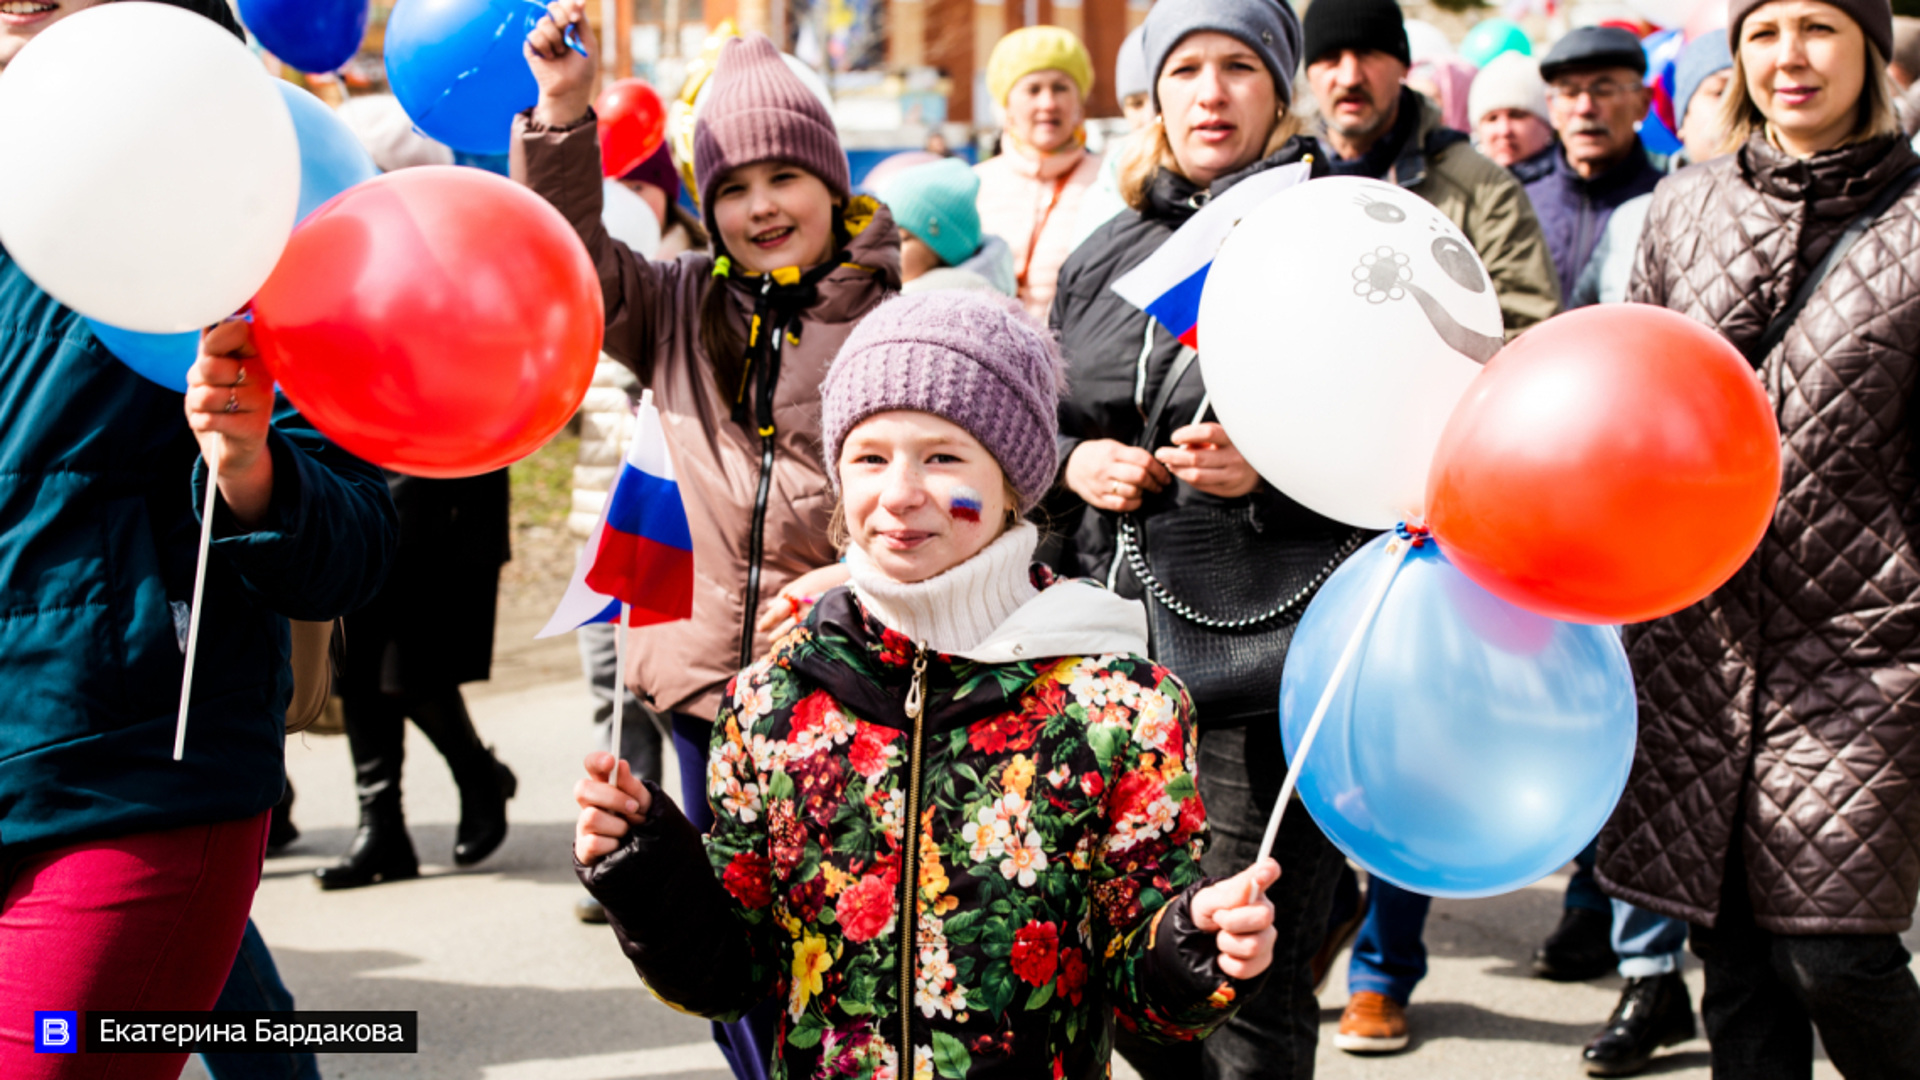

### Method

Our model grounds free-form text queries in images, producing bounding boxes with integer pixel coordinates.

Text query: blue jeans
[673,713,780,1080]
[1567,841,1610,914]
[1614,898,1689,977]
[1580,840,1689,977]
[1346,879,1430,1005]
[200,920,321,1080]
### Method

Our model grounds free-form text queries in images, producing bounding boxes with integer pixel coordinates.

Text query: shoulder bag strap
[1745,162,1920,366]
[1118,340,1366,629]
[1134,344,1199,451]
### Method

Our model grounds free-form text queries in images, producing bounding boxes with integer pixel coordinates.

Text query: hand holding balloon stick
[173,321,278,760]
[525,0,599,128]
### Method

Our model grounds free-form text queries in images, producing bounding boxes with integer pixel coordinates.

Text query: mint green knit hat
[873,158,982,270]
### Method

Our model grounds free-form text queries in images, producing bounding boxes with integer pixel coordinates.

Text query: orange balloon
[1425,304,1780,624]
[596,79,667,179]
[253,167,602,478]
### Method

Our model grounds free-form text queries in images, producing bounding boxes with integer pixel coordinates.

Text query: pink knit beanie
[693,34,849,217]
[822,293,1063,512]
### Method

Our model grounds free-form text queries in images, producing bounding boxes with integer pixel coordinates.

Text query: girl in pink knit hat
[572,291,1281,1080]
[524,8,901,1075]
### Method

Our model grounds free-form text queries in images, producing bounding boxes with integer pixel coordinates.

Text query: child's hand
[525,0,597,128]
[574,751,651,865]
[1192,858,1281,980]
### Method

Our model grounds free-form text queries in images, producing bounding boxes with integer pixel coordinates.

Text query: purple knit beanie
[693,34,849,218]
[822,293,1063,512]
[621,142,681,207]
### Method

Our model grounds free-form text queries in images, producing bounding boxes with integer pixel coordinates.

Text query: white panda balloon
[1197,177,1504,530]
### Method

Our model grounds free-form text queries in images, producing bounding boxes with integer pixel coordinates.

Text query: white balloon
[1627,0,1697,28]
[1197,177,1503,529]
[0,3,299,333]
[1404,19,1456,65]
[602,179,664,258]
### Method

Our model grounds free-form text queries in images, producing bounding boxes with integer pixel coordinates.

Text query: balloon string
[173,467,221,762]
[1254,529,1416,866]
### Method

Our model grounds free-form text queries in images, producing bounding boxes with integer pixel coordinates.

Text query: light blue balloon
[1279,533,1637,899]
[274,82,379,222]
[86,319,197,393]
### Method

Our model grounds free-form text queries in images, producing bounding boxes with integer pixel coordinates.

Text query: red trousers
[0,812,269,1080]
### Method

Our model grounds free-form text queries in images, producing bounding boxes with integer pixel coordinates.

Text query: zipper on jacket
[896,646,929,1073]
[739,328,783,671]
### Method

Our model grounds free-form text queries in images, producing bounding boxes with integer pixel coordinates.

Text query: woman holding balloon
[0,9,397,1075]
[520,7,899,1077]
[1048,1,1359,1077]
[1602,0,1920,1073]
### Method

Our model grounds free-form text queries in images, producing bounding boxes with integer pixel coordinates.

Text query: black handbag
[1114,347,1367,716]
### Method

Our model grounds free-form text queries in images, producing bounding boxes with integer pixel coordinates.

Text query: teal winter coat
[0,246,397,855]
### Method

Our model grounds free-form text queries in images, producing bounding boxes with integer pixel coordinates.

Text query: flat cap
[1538,26,1647,82]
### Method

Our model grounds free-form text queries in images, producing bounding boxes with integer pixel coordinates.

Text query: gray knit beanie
[821,293,1062,512]
[1145,0,1303,108]
[693,33,850,219]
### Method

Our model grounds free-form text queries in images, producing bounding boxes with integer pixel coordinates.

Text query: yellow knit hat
[986,26,1095,105]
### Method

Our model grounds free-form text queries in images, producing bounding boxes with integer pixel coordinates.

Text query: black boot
[1534,907,1617,981]
[318,689,421,890]
[409,690,515,867]
[453,754,516,866]
[314,803,420,890]
[1582,973,1696,1076]
[267,781,299,853]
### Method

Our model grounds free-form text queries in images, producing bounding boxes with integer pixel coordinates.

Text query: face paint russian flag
[949,485,984,523]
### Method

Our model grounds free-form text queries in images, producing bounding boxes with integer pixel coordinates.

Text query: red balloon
[1425,304,1780,624]
[596,79,667,179]
[253,167,602,478]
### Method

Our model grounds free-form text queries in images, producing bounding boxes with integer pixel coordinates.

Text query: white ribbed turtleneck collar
[846,523,1041,656]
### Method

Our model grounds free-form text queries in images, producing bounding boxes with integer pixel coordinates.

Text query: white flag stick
[612,601,630,776]
[606,390,650,782]
[172,470,221,762]
[1255,532,1415,865]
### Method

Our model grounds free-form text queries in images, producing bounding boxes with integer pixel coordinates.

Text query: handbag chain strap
[1119,519,1367,630]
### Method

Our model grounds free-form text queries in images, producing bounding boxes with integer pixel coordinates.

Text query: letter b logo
[34,1012,78,1053]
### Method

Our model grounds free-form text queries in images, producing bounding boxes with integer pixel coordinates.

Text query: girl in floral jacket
[574,292,1279,1079]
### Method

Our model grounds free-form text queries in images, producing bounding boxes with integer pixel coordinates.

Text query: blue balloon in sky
[239,0,370,75]
[89,87,374,391]
[385,0,546,155]
[275,81,380,221]
[1279,533,1637,898]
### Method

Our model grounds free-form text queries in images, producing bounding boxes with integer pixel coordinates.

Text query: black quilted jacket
[1600,133,1920,934]
[1048,140,1360,725]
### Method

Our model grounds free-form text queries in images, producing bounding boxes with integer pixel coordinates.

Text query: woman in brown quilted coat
[1604,0,1920,1075]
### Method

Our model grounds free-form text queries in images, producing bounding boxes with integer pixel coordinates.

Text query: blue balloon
[1280,533,1637,898]
[239,0,370,75]
[274,82,380,221]
[385,0,547,155]
[86,319,197,393]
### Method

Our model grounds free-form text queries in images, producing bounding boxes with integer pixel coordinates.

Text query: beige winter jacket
[515,113,900,719]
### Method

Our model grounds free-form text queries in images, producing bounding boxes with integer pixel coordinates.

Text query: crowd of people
[3,0,1920,1078]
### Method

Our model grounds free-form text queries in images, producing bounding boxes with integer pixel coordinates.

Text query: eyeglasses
[1548,79,1637,103]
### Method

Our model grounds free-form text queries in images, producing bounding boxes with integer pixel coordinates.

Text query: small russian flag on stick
[1110,162,1311,347]
[540,389,693,763]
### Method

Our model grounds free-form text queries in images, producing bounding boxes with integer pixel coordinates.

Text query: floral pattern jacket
[580,577,1256,1079]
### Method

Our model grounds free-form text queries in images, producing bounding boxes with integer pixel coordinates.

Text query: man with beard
[1523,26,1666,305]
[1304,0,1560,338]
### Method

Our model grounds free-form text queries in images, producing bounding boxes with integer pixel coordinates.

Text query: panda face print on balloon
[1348,191,1501,363]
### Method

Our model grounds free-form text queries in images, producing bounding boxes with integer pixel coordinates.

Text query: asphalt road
[186,668,1918,1080]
